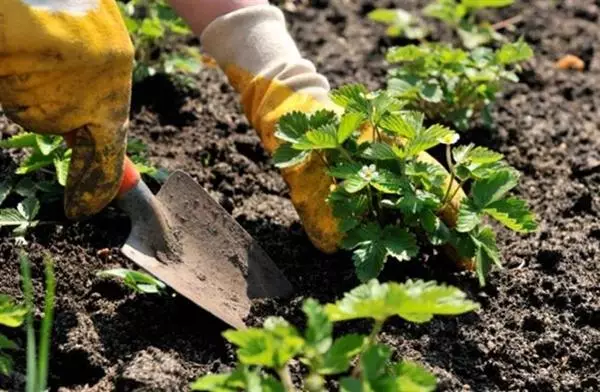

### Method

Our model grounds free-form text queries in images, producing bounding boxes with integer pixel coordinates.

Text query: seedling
[385,40,533,130]
[370,0,518,49]
[0,294,27,375]
[96,268,166,294]
[20,251,56,392]
[192,279,479,392]
[273,84,536,285]
[117,0,203,82]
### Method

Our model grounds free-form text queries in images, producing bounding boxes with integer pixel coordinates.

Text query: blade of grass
[19,251,37,392]
[38,254,55,392]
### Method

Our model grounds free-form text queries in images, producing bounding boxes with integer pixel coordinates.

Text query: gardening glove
[0,0,134,219]
[201,5,467,263]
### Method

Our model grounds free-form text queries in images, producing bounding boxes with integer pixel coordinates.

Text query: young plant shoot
[192,279,479,392]
[385,40,533,130]
[0,294,27,375]
[273,84,537,285]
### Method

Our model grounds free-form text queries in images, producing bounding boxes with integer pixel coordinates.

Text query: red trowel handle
[63,134,141,198]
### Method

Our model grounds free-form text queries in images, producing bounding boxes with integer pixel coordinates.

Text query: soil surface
[1,1,599,391]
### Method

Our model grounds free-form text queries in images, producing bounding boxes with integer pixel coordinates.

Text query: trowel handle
[62,133,141,199]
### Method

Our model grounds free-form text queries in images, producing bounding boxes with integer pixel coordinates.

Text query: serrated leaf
[484,197,537,233]
[361,344,392,383]
[17,197,39,221]
[310,110,337,129]
[0,209,27,226]
[496,39,533,64]
[420,209,450,245]
[361,143,397,160]
[319,334,366,375]
[14,177,37,198]
[338,112,365,143]
[276,112,310,143]
[16,151,54,175]
[379,113,417,139]
[341,223,381,250]
[394,360,437,392]
[371,169,408,194]
[405,161,445,190]
[294,125,338,150]
[340,377,362,392]
[272,144,310,169]
[466,146,504,164]
[386,45,426,63]
[343,176,369,194]
[472,169,519,208]
[472,227,501,286]
[0,180,12,206]
[35,135,63,156]
[54,155,71,186]
[382,226,418,262]
[371,91,403,124]
[325,279,479,323]
[452,144,475,165]
[456,200,481,233]
[419,83,443,103]
[224,317,304,369]
[0,132,37,148]
[0,295,27,327]
[327,162,363,180]
[423,0,467,24]
[140,17,165,39]
[330,84,370,113]
[303,299,332,355]
[353,242,388,282]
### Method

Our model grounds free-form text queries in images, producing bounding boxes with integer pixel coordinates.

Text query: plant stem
[351,319,385,378]
[38,254,56,392]
[441,144,457,208]
[278,365,296,392]
[20,251,37,392]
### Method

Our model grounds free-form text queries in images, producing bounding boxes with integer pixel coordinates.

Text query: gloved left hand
[0,0,134,219]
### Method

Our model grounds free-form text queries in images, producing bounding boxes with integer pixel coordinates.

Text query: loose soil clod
[1,1,599,391]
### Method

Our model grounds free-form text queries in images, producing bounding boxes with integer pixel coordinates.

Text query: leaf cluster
[370,0,516,49]
[97,268,166,294]
[273,85,536,285]
[0,294,27,375]
[192,279,479,392]
[386,40,532,130]
[117,0,203,82]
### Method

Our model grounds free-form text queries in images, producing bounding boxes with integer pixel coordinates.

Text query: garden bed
[1,0,599,391]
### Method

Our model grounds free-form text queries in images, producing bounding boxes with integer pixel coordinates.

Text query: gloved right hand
[198,5,469,266]
[0,0,134,219]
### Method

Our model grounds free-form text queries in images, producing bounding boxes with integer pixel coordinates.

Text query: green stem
[20,251,37,392]
[38,255,56,392]
[351,319,385,379]
[441,144,457,208]
[277,365,296,392]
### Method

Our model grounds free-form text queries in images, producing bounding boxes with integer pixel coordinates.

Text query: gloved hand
[196,4,467,260]
[0,0,134,219]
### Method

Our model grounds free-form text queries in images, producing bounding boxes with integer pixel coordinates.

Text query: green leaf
[341,223,381,250]
[310,110,337,129]
[276,112,310,143]
[353,242,388,282]
[319,334,366,375]
[272,144,310,169]
[462,0,514,9]
[343,176,369,194]
[394,360,437,392]
[419,83,443,103]
[140,17,165,39]
[0,353,13,376]
[325,279,479,323]
[472,169,519,208]
[294,125,338,150]
[224,317,304,369]
[330,84,370,113]
[338,112,365,143]
[340,377,363,392]
[164,54,202,74]
[0,180,12,206]
[368,8,408,24]
[361,344,392,383]
[420,209,450,245]
[303,299,332,355]
[35,135,63,156]
[0,334,18,351]
[0,132,37,149]
[190,372,236,391]
[496,39,534,64]
[18,197,40,221]
[327,162,363,180]
[472,227,501,286]
[0,209,28,227]
[456,200,481,233]
[54,155,71,186]
[96,269,166,294]
[458,25,495,49]
[16,151,54,175]
[379,113,417,139]
[386,45,426,63]
[484,197,537,233]
[423,0,467,25]
[405,161,445,190]
[361,143,397,160]
[371,169,408,194]
[464,146,504,164]
[0,295,27,327]
[382,226,418,262]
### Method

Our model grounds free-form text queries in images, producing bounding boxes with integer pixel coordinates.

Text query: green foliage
[20,251,56,392]
[117,0,203,82]
[0,132,168,238]
[96,268,166,294]
[386,40,533,130]
[192,279,477,392]
[370,0,516,49]
[0,294,26,375]
[273,85,536,285]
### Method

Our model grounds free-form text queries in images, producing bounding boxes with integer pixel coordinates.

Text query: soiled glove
[0,0,134,219]
[201,5,466,257]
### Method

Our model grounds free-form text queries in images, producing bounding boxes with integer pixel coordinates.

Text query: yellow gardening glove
[0,0,134,219]
[201,5,469,267]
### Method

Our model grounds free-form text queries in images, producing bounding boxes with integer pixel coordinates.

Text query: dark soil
[1,0,599,391]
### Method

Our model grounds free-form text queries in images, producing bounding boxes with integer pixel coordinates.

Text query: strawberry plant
[385,40,532,130]
[97,268,166,294]
[0,132,167,238]
[117,0,203,82]
[370,0,517,49]
[0,294,27,375]
[273,85,536,285]
[192,279,479,392]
